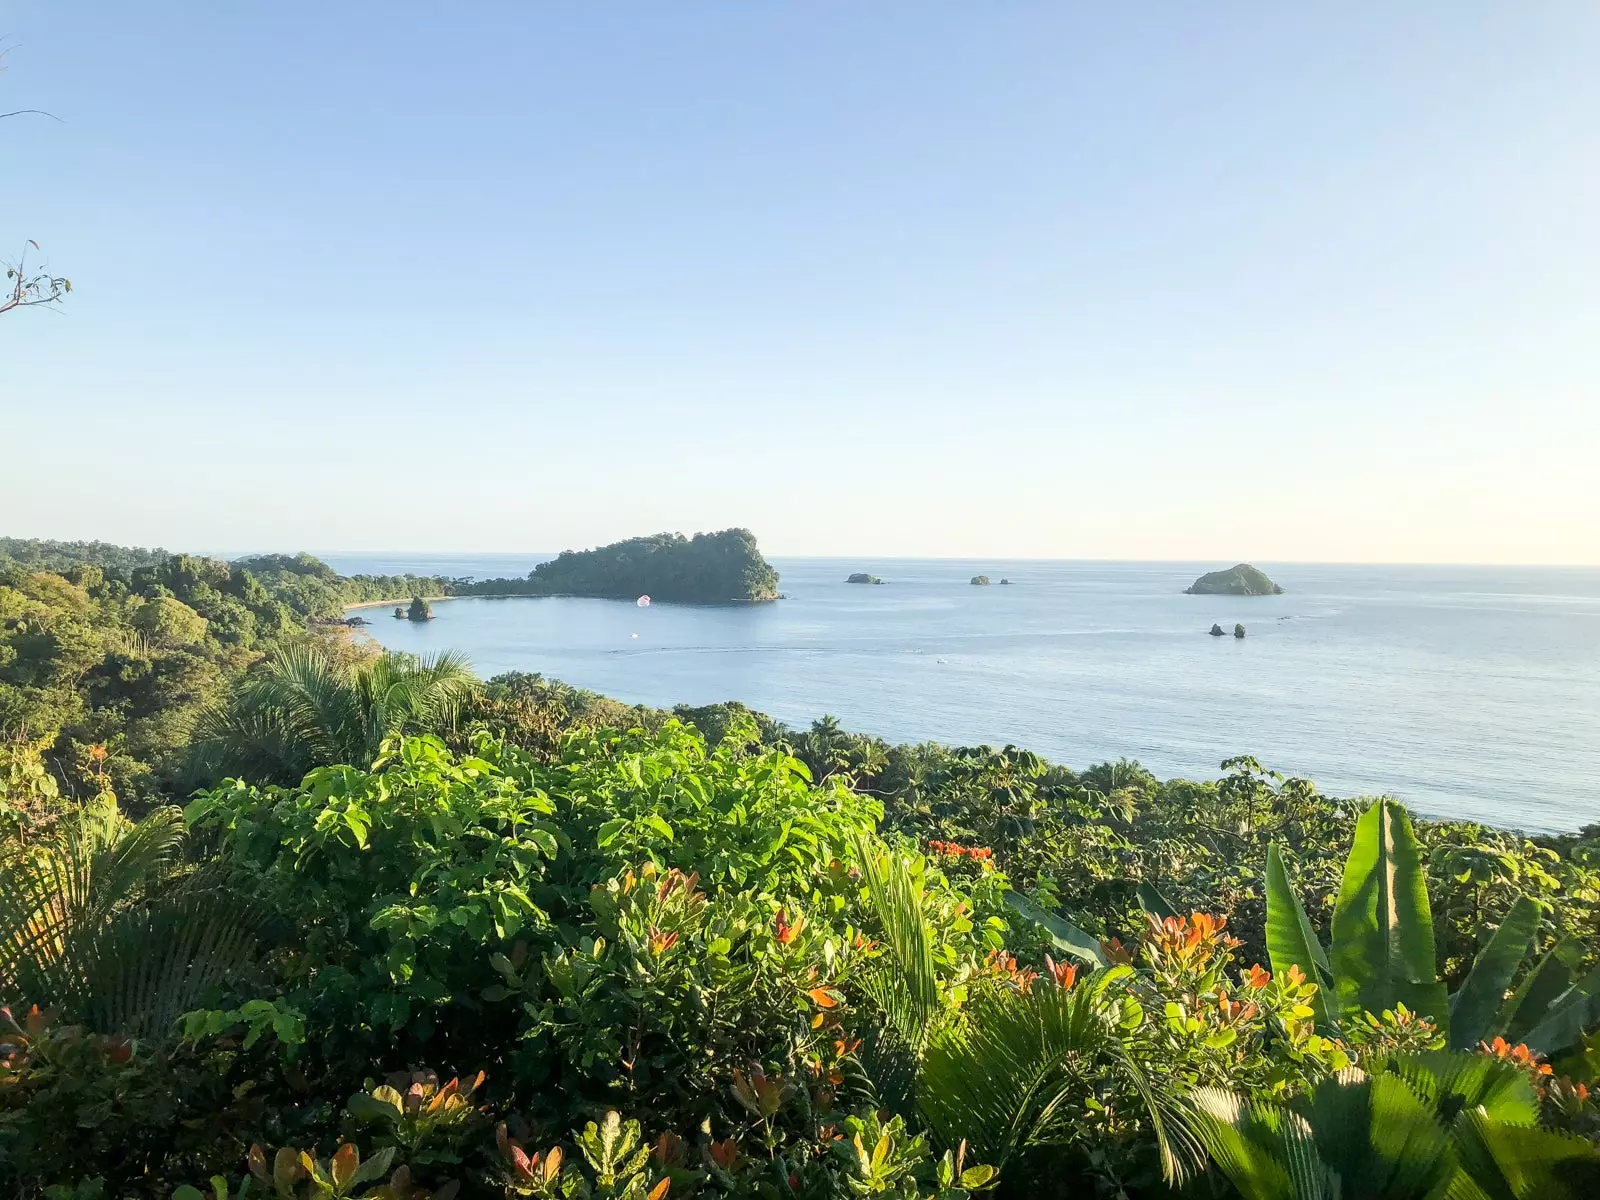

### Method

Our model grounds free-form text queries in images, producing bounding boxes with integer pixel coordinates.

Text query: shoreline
[341,592,779,612]
[342,594,457,611]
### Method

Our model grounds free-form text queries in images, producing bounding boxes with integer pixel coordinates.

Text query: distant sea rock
[999,578,1013,585]
[970,575,991,586]
[1185,564,1284,596]
[846,573,885,585]
[1234,623,1246,638]
[1209,623,1225,637]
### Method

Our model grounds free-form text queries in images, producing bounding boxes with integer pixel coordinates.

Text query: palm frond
[1388,1051,1539,1126]
[852,834,940,1049]
[79,876,260,1041]
[1184,1087,1330,1200]
[0,805,257,1039]
[917,983,1120,1170]
[1451,1108,1600,1200]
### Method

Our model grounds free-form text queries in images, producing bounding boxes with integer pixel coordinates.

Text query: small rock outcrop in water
[393,606,405,619]
[846,573,885,585]
[407,596,435,622]
[1185,564,1284,596]
[999,578,1013,585]
[1234,623,1246,638]
[970,575,991,586]
[1209,623,1225,637]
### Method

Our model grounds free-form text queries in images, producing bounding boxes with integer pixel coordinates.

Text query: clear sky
[3,2,1597,563]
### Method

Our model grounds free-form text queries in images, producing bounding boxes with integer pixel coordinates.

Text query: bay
[325,554,1600,832]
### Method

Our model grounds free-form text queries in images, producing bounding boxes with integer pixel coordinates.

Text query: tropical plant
[0,794,254,1040]
[1264,800,1600,1055]
[189,644,477,782]
[1184,1051,1600,1199]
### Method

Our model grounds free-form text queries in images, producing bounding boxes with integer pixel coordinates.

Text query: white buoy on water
[636,595,651,607]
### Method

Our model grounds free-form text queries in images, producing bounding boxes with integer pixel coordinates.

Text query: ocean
[322,554,1600,833]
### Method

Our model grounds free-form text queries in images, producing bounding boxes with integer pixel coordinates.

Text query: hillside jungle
[3,539,1599,1199]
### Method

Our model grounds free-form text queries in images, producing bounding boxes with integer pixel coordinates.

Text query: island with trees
[456,528,779,603]
[970,574,991,585]
[846,572,885,585]
[1184,563,1285,596]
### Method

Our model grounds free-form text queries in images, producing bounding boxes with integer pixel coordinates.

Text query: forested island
[4,535,1599,1199]
[457,528,779,603]
[1185,562,1285,595]
[847,572,885,584]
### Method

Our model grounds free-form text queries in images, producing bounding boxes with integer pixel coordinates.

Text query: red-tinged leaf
[647,1178,670,1200]
[331,1142,359,1190]
[808,987,839,1009]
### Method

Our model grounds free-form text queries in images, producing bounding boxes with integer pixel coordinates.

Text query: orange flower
[1101,937,1134,965]
[647,928,679,957]
[775,908,805,945]
[1044,954,1078,991]
[1244,964,1271,990]
[1484,1037,1553,1076]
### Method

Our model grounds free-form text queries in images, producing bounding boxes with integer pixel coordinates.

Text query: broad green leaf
[1136,882,1177,921]
[1004,892,1108,967]
[642,814,674,841]
[596,818,626,848]
[1264,844,1334,1029]
[1494,939,1578,1043]
[1448,895,1539,1050]
[1522,961,1600,1057]
[1330,800,1447,1030]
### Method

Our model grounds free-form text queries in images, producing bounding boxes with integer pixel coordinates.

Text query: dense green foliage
[3,540,1599,1199]
[457,531,780,604]
[0,544,454,806]
[845,575,884,586]
[0,539,174,576]
[1184,565,1284,596]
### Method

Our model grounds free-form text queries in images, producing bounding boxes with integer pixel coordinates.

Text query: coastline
[342,595,456,611]
[341,592,779,612]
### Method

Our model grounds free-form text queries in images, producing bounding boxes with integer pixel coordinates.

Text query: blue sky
[3,2,1596,562]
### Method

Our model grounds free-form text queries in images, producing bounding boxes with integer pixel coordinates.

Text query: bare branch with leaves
[2,240,71,316]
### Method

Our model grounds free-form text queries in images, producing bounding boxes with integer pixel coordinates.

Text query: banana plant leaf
[1330,800,1448,1031]
[1448,895,1539,1050]
[1004,892,1108,967]
[1264,844,1334,1029]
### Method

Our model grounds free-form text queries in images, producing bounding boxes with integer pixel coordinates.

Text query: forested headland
[4,536,1600,1199]
[455,529,780,603]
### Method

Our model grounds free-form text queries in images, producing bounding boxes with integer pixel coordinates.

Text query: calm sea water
[324,554,1600,833]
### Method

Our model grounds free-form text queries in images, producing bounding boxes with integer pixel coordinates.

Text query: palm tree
[190,643,478,783]
[0,795,255,1040]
